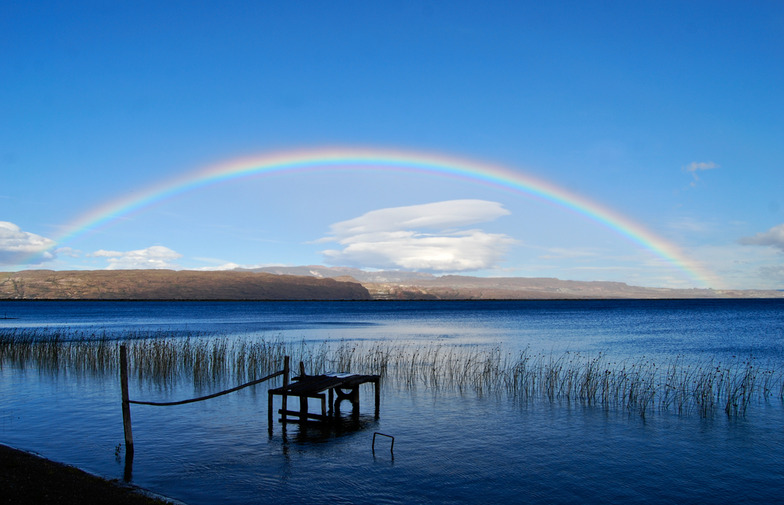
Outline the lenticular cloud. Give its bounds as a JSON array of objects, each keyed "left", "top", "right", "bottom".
[
  {"left": 320, "top": 200, "right": 516, "bottom": 272},
  {"left": 0, "top": 221, "right": 56, "bottom": 265},
  {"left": 90, "top": 245, "right": 183, "bottom": 269}
]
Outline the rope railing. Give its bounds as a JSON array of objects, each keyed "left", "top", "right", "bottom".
[
  {"left": 128, "top": 370, "right": 284, "bottom": 407},
  {"left": 120, "top": 345, "right": 289, "bottom": 456}
]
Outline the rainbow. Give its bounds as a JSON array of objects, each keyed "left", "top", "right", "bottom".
[{"left": 44, "top": 146, "right": 716, "bottom": 287}]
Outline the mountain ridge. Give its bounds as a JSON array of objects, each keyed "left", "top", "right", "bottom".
[
  {"left": 1, "top": 267, "right": 781, "bottom": 300},
  {"left": 224, "top": 266, "right": 784, "bottom": 300},
  {"left": 0, "top": 269, "right": 371, "bottom": 300}
]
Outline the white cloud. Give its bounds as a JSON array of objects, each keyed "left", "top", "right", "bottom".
[
  {"left": 325, "top": 199, "right": 510, "bottom": 237},
  {"left": 194, "top": 262, "right": 243, "bottom": 271},
  {"left": 685, "top": 161, "right": 719, "bottom": 173},
  {"left": 0, "top": 221, "right": 56, "bottom": 265},
  {"left": 89, "top": 245, "right": 183, "bottom": 270},
  {"left": 683, "top": 161, "right": 719, "bottom": 187},
  {"left": 55, "top": 247, "right": 81, "bottom": 258},
  {"left": 320, "top": 200, "right": 516, "bottom": 272},
  {"left": 739, "top": 224, "right": 784, "bottom": 252}
]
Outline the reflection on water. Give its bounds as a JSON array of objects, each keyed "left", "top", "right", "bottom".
[
  {"left": 1, "top": 300, "right": 784, "bottom": 504},
  {"left": 5, "top": 365, "right": 783, "bottom": 504}
]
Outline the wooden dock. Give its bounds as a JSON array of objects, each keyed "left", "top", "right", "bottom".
[{"left": 268, "top": 359, "right": 380, "bottom": 429}]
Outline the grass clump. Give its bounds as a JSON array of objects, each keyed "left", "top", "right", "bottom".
[{"left": 1, "top": 329, "right": 782, "bottom": 419}]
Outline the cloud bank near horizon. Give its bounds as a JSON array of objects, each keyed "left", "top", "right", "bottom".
[
  {"left": 319, "top": 200, "right": 516, "bottom": 272},
  {"left": 89, "top": 246, "right": 183, "bottom": 270},
  {"left": 740, "top": 223, "right": 784, "bottom": 252},
  {"left": 0, "top": 221, "right": 56, "bottom": 265}
]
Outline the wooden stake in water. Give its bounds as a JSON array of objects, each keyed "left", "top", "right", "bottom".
[
  {"left": 282, "top": 356, "right": 290, "bottom": 426},
  {"left": 120, "top": 345, "right": 134, "bottom": 455}
]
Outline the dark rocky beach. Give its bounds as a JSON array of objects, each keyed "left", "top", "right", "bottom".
[{"left": 0, "top": 444, "right": 176, "bottom": 505}]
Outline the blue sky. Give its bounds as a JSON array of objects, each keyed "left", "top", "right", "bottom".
[{"left": 2, "top": 1, "right": 783, "bottom": 289}]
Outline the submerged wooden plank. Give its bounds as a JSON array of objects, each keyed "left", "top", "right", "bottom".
[{"left": 278, "top": 409, "right": 328, "bottom": 421}]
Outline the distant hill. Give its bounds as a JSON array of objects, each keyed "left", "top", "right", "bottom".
[
  {"left": 0, "top": 270, "right": 371, "bottom": 300},
  {"left": 240, "top": 265, "right": 437, "bottom": 283},
  {"left": 247, "top": 265, "right": 784, "bottom": 299},
  {"left": 2, "top": 267, "right": 782, "bottom": 301}
]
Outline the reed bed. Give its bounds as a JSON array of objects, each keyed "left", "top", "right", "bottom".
[{"left": 2, "top": 329, "right": 782, "bottom": 418}]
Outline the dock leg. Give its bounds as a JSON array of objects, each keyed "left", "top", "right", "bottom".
[
  {"left": 267, "top": 390, "right": 274, "bottom": 434},
  {"left": 299, "top": 395, "right": 308, "bottom": 423},
  {"left": 374, "top": 377, "right": 380, "bottom": 419},
  {"left": 351, "top": 387, "right": 359, "bottom": 418},
  {"left": 334, "top": 388, "right": 347, "bottom": 414},
  {"left": 281, "top": 356, "right": 290, "bottom": 426}
]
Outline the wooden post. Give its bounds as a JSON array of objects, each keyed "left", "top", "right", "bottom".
[
  {"left": 299, "top": 395, "right": 308, "bottom": 423},
  {"left": 374, "top": 377, "right": 380, "bottom": 419},
  {"left": 297, "top": 360, "right": 307, "bottom": 423},
  {"left": 267, "top": 389, "right": 274, "bottom": 434},
  {"left": 351, "top": 387, "right": 359, "bottom": 418},
  {"left": 281, "top": 356, "right": 290, "bottom": 425},
  {"left": 120, "top": 345, "right": 134, "bottom": 455}
]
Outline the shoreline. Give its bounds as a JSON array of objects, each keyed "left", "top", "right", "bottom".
[{"left": 0, "top": 444, "right": 179, "bottom": 505}]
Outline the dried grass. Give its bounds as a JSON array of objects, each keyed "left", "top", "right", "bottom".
[{"left": 2, "top": 329, "right": 781, "bottom": 418}]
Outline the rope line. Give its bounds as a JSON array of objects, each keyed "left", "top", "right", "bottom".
[{"left": 128, "top": 370, "right": 284, "bottom": 407}]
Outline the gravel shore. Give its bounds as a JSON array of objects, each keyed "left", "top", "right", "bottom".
[{"left": 0, "top": 444, "right": 178, "bottom": 505}]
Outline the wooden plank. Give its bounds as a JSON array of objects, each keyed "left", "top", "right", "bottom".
[
  {"left": 269, "top": 371, "right": 381, "bottom": 426},
  {"left": 278, "top": 409, "right": 328, "bottom": 421},
  {"left": 269, "top": 374, "right": 381, "bottom": 396},
  {"left": 268, "top": 391, "right": 327, "bottom": 400}
]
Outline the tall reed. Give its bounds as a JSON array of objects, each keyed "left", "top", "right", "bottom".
[{"left": 2, "top": 329, "right": 782, "bottom": 418}]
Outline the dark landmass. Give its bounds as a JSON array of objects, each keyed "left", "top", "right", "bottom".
[
  {"left": 1, "top": 267, "right": 781, "bottom": 301},
  {"left": 0, "top": 444, "right": 176, "bottom": 505},
  {"left": 242, "top": 265, "right": 439, "bottom": 283},
  {"left": 247, "top": 265, "right": 784, "bottom": 300},
  {"left": 0, "top": 269, "right": 371, "bottom": 300},
  {"left": 360, "top": 275, "right": 783, "bottom": 300}
]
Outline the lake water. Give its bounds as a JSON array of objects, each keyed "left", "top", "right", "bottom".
[{"left": 1, "top": 300, "right": 783, "bottom": 504}]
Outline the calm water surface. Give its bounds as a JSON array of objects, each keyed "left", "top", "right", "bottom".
[{"left": 1, "top": 300, "right": 783, "bottom": 504}]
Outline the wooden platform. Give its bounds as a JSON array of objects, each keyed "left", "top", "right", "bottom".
[{"left": 268, "top": 367, "right": 380, "bottom": 429}]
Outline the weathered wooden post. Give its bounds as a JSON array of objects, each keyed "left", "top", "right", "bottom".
[
  {"left": 374, "top": 376, "right": 380, "bottom": 419},
  {"left": 120, "top": 345, "right": 134, "bottom": 455},
  {"left": 267, "top": 388, "right": 274, "bottom": 434},
  {"left": 297, "top": 361, "right": 307, "bottom": 424},
  {"left": 281, "top": 356, "right": 290, "bottom": 426},
  {"left": 299, "top": 395, "right": 308, "bottom": 424}
]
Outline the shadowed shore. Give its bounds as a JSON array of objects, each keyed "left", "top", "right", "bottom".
[{"left": 0, "top": 444, "right": 178, "bottom": 505}]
